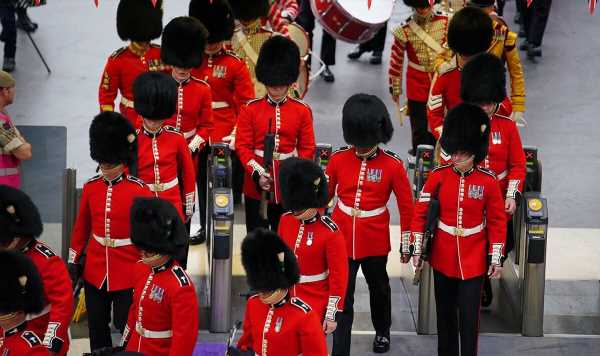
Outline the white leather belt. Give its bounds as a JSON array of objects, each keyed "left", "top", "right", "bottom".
[
  {"left": 298, "top": 270, "right": 329, "bottom": 284},
  {"left": 408, "top": 61, "right": 427, "bottom": 72},
  {"left": 120, "top": 97, "right": 134, "bottom": 109},
  {"left": 254, "top": 149, "right": 295, "bottom": 160},
  {"left": 497, "top": 170, "right": 508, "bottom": 180},
  {"left": 135, "top": 323, "right": 172, "bottom": 339},
  {"left": 0, "top": 167, "right": 18, "bottom": 176},
  {"left": 183, "top": 129, "right": 197, "bottom": 139},
  {"left": 337, "top": 200, "right": 386, "bottom": 218},
  {"left": 438, "top": 221, "right": 485, "bottom": 237},
  {"left": 212, "top": 101, "right": 229, "bottom": 109},
  {"left": 93, "top": 234, "right": 133, "bottom": 248},
  {"left": 147, "top": 177, "right": 178, "bottom": 192}
]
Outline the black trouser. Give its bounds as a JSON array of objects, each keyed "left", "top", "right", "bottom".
[
  {"left": 433, "top": 270, "right": 484, "bottom": 356},
  {"left": 84, "top": 281, "right": 133, "bottom": 351},
  {"left": 521, "top": 0, "right": 552, "bottom": 47},
  {"left": 408, "top": 100, "right": 437, "bottom": 153},
  {"left": 496, "top": 0, "right": 506, "bottom": 16},
  {"left": 332, "top": 256, "right": 391, "bottom": 356},
  {"left": 244, "top": 196, "right": 284, "bottom": 233},
  {"left": 0, "top": 4, "right": 16, "bottom": 58},
  {"left": 358, "top": 22, "right": 387, "bottom": 53},
  {"left": 296, "top": 0, "right": 336, "bottom": 66}
]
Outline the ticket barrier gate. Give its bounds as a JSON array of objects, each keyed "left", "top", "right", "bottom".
[
  {"left": 412, "top": 145, "right": 548, "bottom": 337},
  {"left": 206, "top": 143, "right": 235, "bottom": 333}
]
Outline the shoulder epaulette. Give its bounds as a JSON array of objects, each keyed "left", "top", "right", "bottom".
[
  {"left": 85, "top": 175, "right": 102, "bottom": 184},
  {"left": 21, "top": 330, "right": 42, "bottom": 347},
  {"left": 126, "top": 175, "right": 145, "bottom": 187},
  {"left": 289, "top": 96, "right": 309, "bottom": 108},
  {"left": 150, "top": 43, "right": 161, "bottom": 49},
  {"left": 332, "top": 146, "right": 352, "bottom": 156},
  {"left": 246, "top": 97, "right": 262, "bottom": 106},
  {"left": 437, "top": 58, "right": 457, "bottom": 75},
  {"left": 190, "top": 76, "right": 209, "bottom": 86},
  {"left": 477, "top": 167, "right": 497, "bottom": 178},
  {"left": 171, "top": 265, "right": 191, "bottom": 287},
  {"left": 432, "top": 164, "right": 452, "bottom": 172},
  {"left": 110, "top": 47, "right": 127, "bottom": 58},
  {"left": 34, "top": 243, "right": 56, "bottom": 259},
  {"left": 224, "top": 50, "right": 242, "bottom": 61},
  {"left": 382, "top": 149, "right": 404, "bottom": 163},
  {"left": 290, "top": 297, "right": 311, "bottom": 313},
  {"left": 320, "top": 215, "right": 338, "bottom": 232},
  {"left": 163, "top": 126, "right": 182, "bottom": 135}
]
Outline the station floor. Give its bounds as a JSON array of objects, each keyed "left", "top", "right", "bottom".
[{"left": 8, "top": 0, "right": 600, "bottom": 355}]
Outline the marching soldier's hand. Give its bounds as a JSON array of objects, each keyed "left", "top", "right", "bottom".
[
  {"left": 487, "top": 264, "right": 503, "bottom": 279},
  {"left": 505, "top": 197, "right": 517, "bottom": 215},
  {"left": 258, "top": 173, "right": 272, "bottom": 191},
  {"left": 512, "top": 111, "right": 527, "bottom": 127},
  {"left": 222, "top": 134, "right": 236, "bottom": 150},
  {"left": 400, "top": 253, "right": 411, "bottom": 264},
  {"left": 67, "top": 263, "right": 82, "bottom": 287},
  {"left": 322, "top": 319, "right": 337, "bottom": 334},
  {"left": 412, "top": 255, "right": 421, "bottom": 269}
]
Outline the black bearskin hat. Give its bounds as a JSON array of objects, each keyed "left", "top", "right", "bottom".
[
  {"left": 229, "top": 0, "right": 270, "bottom": 22},
  {"left": 468, "top": 0, "right": 495, "bottom": 7},
  {"left": 133, "top": 72, "right": 177, "bottom": 120},
  {"left": 461, "top": 53, "right": 506, "bottom": 104},
  {"left": 117, "top": 0, "right": 163, "bottom": 42},
  {"left": 241, "top": 228, "right": 300, "bottom": 292},
  {"left": 447, "top": 7, "right": 493, "bottom": 56},
  {"left": 130, "top": 198, "right": 187, "bottom": 256},
  {"left": 342, "top": 93, "right": 393, "bottom": 147},
  {"left": 90, "top": 111, "right": 137, "bottom": 168},
  {"left": 279, "top": 158, "right": 328, "bottom": 212},
  {"left": 0, "top": 185, "right": 42, "bottom": 245},
  {"left": 255, "top": 36, "right": 300, "bottom": 86},
  {"left": 189, "top": 0, "right": 235, "bottom": 44},
  {"left": 439, "top": 103, "right": 490, "bottom": 164},
  {"left": 161, "top": 16, "right": 208, "bottom": 69},
  {"left": 0, "top": 250, "right": 45, "bottom": 315},
  {"left": 403, "top": 0, "right": 431, "bottom": 8}
]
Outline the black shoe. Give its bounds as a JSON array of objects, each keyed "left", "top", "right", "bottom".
[
  {"left": 320, "top": 66, "right": 335, "bottom": 83},
  {"left": 189, "top": 228, "right": 206, "bottom": 245},
  {"left": 347, "top": 46, "right": 367, "bottom": 60},
  {"left": 518, "top": 29, "right": 526, "bottom": 38},
  {"left": 527, "top": 45, "right": 542, "bottom": 60},
  {"left": 16, "top": 11, "right": 38, "bottom": 33},
  {"left": 519, "top": 41, "right": 529, "bottom": 51},
  {"left": 373, "top": 335, "right": 390, "bottom": 353},
  {"left": 481, "top": 278, "right": 493, "bottom": 308},
  {"left": 370, "top": 51, "right": 382, "bottom": 65},
  {"left": 3, "top": 57, "right": 15, "bottom": 72}
]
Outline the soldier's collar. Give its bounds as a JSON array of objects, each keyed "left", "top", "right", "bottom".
[
  {"left": 4, "top": 320, "right": 26, "bottom": 336},
  {"left": 452, "top": 166, "right": 474, "bottom": 177},
  {"left": 152, "top": 258, "right": 173, "bottom": 273},
  {"left": 18, "top": 238, "right": 36, "bottom": 254},
  {"left": 294, "top": 209, "right": 319, "bottom": 224},
  {"left": 266, "top": 95, "right": 288, "bottom": 106},
  {"left": 129, "top": 42, "right": 149, "bottom": 57},
  {"left": 354, "top": 146, "right": 379, "bottom": 160},
  {"left": 173, "top": 75, "right": 191, "bottom": 86},
  {"left": 103, "top": 172, "right": 125, "bottom": 186},
  {"left": 273, "top": 295, "right": 288, "bottom": 308},
  {"left": 142, "top": 126, "right": 163, "bottom": 138}
]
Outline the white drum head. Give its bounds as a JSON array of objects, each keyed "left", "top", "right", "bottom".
[{"left": 337, "top": 0, "right": 395, "bottom": 24}]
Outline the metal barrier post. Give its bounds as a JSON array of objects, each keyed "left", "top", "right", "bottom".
[
  {"left": 208, "top": 144, "right": 235, "bottom": 333},
  {"left": 520, "top": 193, "right": 548, "bottom": 336},
  {"left": 61, "top": 169, "right": 77, "bottom": 261}
]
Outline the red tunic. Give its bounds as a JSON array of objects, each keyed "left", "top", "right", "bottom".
[
  {"left": 162, "top": 76, "right": 213, "bottom": 145},
  {"left": 122, "top": 261, "right": 199, "bottom": 356},
  {"left": 0, "top": 324, "right": 49, "bottom": 356},
  {"left": 411, "top": 165, "right": 507, "bottom": 279},
  {"left": 426, "top": 56, "right": 462, "bottom": 140},
  {"left": 237, "top": 295, "right": 327, "bottom": 356},
  {"left": 69, "top": 174, "right": 151, "bottom": 291},
  {"left": 192, "top": 48, "right": 255, "bottom": 143},
  {"left": 99, "top": 44, "right": 164, "bottom": 126},
  {"left": 326, "top": 147, "right": 414, "bottom": 260},
  {"left": 236, "top": 96, "right": 316, "bottom": 202},
  {"left": 136, "top": 126, "right": 197, "bottom": 220},
  {"left": 278, "top": 213, "right": 348, "bottom": 322},
  {"left": 23, "top": 240, "right": 73, "bottom": 355}
]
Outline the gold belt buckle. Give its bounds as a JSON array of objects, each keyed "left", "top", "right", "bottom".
[
  {"left": 351, "top": 208, "right": 361, "bottom": 217},
  {"left": 105, "top": 238, "right": 115, "bottom": 248},
  {"left": 272, "top": 152, "right": 280, "bottom": 160},
  {"left": 135, "top": 324, "right": 143, "bottom": 335},
  {"left": 454, "top": 228, "right": 465, "bottom": 237},
  {"left": 153, "top": 183, "right": 165, "bottom": 192}
]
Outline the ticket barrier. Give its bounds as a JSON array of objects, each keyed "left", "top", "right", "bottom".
[{"left": 413, "top": 145, "right": 548, "bottom": 336}]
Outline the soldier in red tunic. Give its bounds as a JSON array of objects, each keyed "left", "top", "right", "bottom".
[
  {"left": 69, "top": 112, "right": 152, "bottom": 352},
  {"left": 236, "top": 36, "right": 316, "bottom": 233},
  {"left": 0, "top": 250, "right": 49, "bottom": 356},
  {"left": 231, "top": 228, "right": 327, "bottom": 356},
  {"left": 411, "top": 103, "right": 506, "bottom": 356},
  {"left": 278, "top": 158, "right": 349, "bottom": 337},
  {"left": 0, "top": 186, "right": 72, "bottom": 355},
  {"left": 160, "top": 16, "right": 214, "bottom": 244},
  {"left": 98, "top": 0, "right": 164, "bottom": 127},
  {"left": 426, "top": 7, "right": 493, "bottom": 140},
  {"left": 121, "top": 198, "right": 199, "bottom": 356},
  {"left": 268, "top": 0, "right": 299, "bottom": 34},
  {"left": 460, "top": 53, "right": 526, "bottom": 306},
  {"left": 328, "top": 94, "right": 414, "bottom": 355},
  {"left": 189, "top": 0, "right": 256, "bottom": 243}
]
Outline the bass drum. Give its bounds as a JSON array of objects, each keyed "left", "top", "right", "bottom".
[
  {"left": 311, "top": 0, "right": 394, "bottom": 44},
  {"left": 286, "top": 22, "right": 310, "bottom": 99}
]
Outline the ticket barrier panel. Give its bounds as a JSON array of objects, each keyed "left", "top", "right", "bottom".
[{"left": 207, "top": 143, "right": 235, "bottom": 332}]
